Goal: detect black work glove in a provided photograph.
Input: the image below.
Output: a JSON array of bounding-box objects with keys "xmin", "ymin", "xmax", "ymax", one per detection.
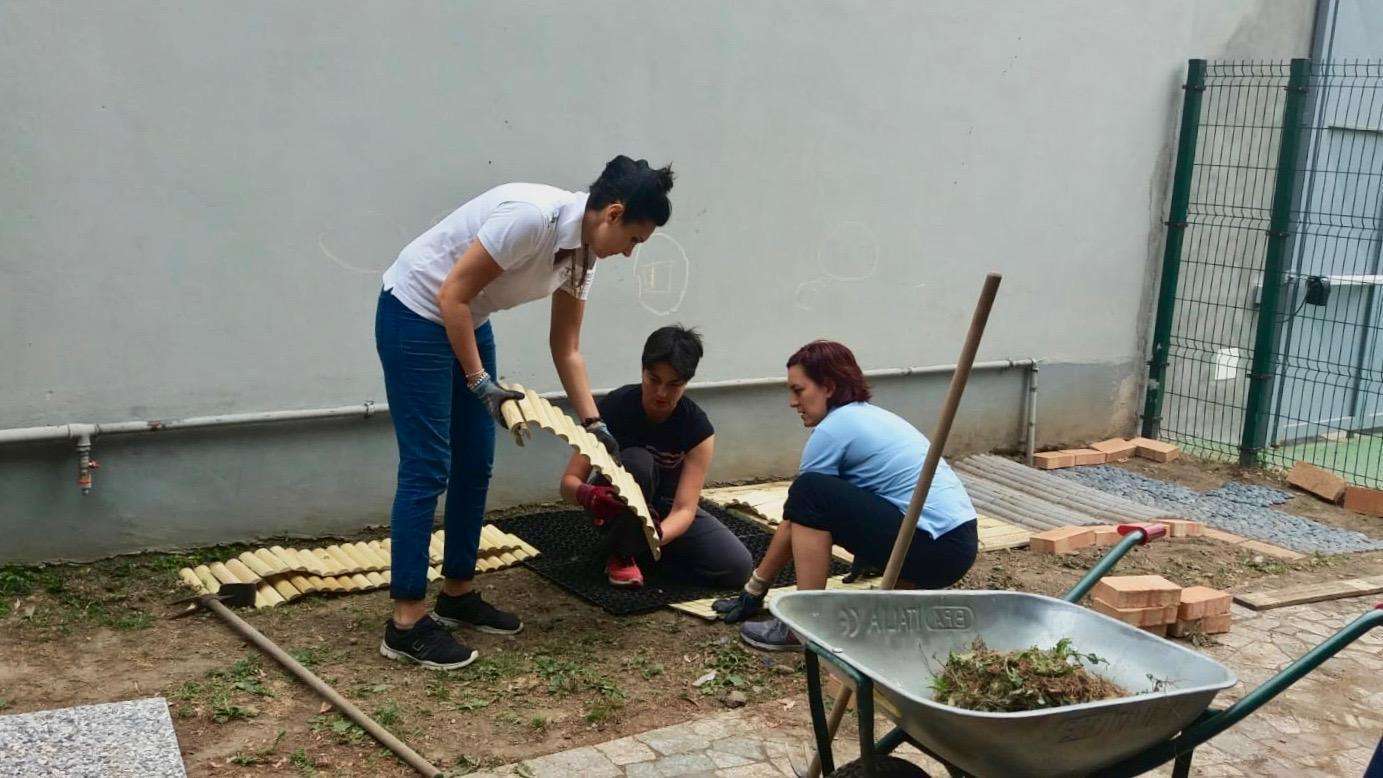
[
  {"xmin": 471, "ymin": 377, "xmax": 523, "ymax": 424},
  {"xmin": 584, "ymin": 419, "xmax": 622, "ymax": 464},
  {"xmin": 712, "ymin": 590, "xmax": 765, "ymax": 623}
]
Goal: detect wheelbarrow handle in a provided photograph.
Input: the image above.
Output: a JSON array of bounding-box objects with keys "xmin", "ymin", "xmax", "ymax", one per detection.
[{"xmin": 1062, "ymin": 523, "xmax": 1166, "ymax": 603}]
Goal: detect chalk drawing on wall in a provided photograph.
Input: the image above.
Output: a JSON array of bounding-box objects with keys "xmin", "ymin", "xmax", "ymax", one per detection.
[
  {"xmin": 317, "ymin": 209, "xmax": 411, "ymax": 276},
  {"xmin": 632, "ymin": 232, "xmax": 690, "ymax": 316},
  {"xmin": 817, "ymin": 220, "xmax": 880, "ymax": 282}
]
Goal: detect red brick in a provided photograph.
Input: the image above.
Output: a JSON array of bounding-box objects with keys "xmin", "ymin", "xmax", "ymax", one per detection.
[
  {"xmin": 1091, "ymin": 575, "xmax": 1181, "ymax": 608},
  {"xmin": 1066, "ymin": 448, "xmax": 1108, "ymax": 466},
  {"xmin": 1129, "ymin": 437, "xmax": 1180, "ymax": 462},
  {"xmin": 1171, "ymin": 613, "xmax": 1232, "ymax": 637},
  {"xmin": 1202, "ymin": 527, "xmax": 1248, "ymax": 545},
  {"xmin": 1089, "ymin": 438, "xmax": 1137, "ymax": 462},
  {"xmin": 1177, "ymin": 586, "xmax": 1231, "ymax": 621},
  {"xmin": 1286, "ymin": 461, "xmax": 1347, "ymax": 504},
  {"xmin": 1030, "ymin": 526, "xmax": 1095, "ymax": 554},
  {"xmin": 1142, "ymin": 623, "xmax": 1169, "ymax": 636},
  {"xmin": 1090, "ymin": 525, "xmax": 1123, "ymax": 547},
  {"xmin": 1033, "ymin": 451, "xmax": 1075, "ymax": 470},
  {"xmin": 1342, "ymin": 485, "xmax": 1383, "ymax": 517},
  {"xmin": 1092, "ymin": 599, "xmax": 1179, "ymax": 626},
  {"xmin": 1161, "ymin": 519, "xmax": 1204, "ymax": 539}
]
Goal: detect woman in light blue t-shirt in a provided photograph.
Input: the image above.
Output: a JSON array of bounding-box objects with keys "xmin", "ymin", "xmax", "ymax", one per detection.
[{"xmin": 716, "ymin": 340, "xmax": 979, "ymax": 651}]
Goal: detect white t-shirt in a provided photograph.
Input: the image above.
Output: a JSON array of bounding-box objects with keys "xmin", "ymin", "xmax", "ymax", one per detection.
[{"xmin": 382, "ymin": 183, "xmax": 596, "ymax": 326}]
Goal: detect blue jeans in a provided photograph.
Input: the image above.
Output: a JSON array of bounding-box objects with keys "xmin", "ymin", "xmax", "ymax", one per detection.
[{"xmin": 375, "ymin": 289, "xmax": 497, "ymax": 600}]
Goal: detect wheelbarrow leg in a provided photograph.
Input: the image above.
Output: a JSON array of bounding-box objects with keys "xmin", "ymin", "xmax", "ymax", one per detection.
[
  {"xmin": 1171, "ymin": 751, "xmax": 1195, "ymax": 778},
  {"xmin": 804, "ymin": 649, "xmax": 837, "ymax": 775},
  {"xmin": 855, "ymin": 674, "xmax": 876, "ymax": 777}
]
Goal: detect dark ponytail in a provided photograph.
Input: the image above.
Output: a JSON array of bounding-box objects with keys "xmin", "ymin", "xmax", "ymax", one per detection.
[{"xmin": 588, "ymin": 155, "xmax": 675, "ymax": 226}]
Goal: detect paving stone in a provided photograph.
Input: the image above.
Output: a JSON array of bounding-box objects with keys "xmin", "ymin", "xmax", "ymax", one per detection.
[
  {"xmin": 708, "ymin": 750, "xmax": 757, "ymax": 769},
  {"xmin": 0, "ymin": 697, "xmax": 185, "ymax": 778},
  {"xmin": 714, "ymin": 764, "xmax": 787, "ymax": 778},
  {"xmin": 518, "ymin": 746, "xmax": 620, "ymax": 778},
  {"xmin": 638, "ymin": 727, "xmax": 713, "ymax": 756},
  {"xmin": 709, "ymin": 737, "xmax": 765, "ymax": 761},
  {"xmin": 650, "ymin": 751, "xmax": 719, "ymax": 775},
  {"xmin": 625, "ymin": 762, "xmax": 664, "ymax": 778},
  {"xmin": 595, "ymin": 735, "xmax": 657, "ymax": 765},
  {"xmin": 688, "ymin": 716, "xmax": 738, "ymax": 741}
]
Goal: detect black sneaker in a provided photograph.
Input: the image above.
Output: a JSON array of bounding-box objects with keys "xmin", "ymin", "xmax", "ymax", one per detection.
[
  {"xmin": 432, "ymin": 590, "xmax": 524, "ymax": 635},
  {"xmin": 380, "ymin": 616, "xmax": 478, "ymax": 670}
]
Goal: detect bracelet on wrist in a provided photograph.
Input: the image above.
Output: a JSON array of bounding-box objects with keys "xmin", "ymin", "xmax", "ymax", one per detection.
[{"xmin": 465, "ymin": 369, "xmax": 490, "ymax": 390}]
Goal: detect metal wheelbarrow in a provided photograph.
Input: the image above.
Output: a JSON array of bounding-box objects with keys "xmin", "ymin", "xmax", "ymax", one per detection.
[{"xmin": 772, "ymin": 523, "xmax": 1383, "ymax": 777}]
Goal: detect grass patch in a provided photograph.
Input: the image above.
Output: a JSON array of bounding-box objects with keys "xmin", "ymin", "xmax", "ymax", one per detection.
[
  {"xmin": 696, "ymin": 638, "xmax": 758, "ymax": 695},
  {"xmin": 168, "ymin": 654, "xmax": 270, "ymax": 723},
  {"xmin": 290, "ymin": 747, "xmax": 317, "ymax": 777},
  {"xmin": 931, "ymin": 638, "xmax": 1126, "ymax": 712},
  {"xmin": 229, "ymin": 731, "xmax": 286, "ymax": 766},
  {"xmin": 311, "ymin": 713, "xmax": 368, "ymax": 745}
]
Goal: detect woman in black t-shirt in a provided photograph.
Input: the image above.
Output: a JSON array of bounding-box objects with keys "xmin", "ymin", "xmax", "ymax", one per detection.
[{"xmin": 559, "ymin": 327, "xmax": 753, "ymax": 589}]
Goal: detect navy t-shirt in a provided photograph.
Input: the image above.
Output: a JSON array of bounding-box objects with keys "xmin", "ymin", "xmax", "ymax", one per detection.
[{"xmin": 599, "ymin": 384, "xmax": 714, "ymax": 502}]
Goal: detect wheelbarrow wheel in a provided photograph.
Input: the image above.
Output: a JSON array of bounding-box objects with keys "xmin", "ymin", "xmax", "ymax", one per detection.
[{"xmin": 828, "ymin": 755, "xmax": 930, "ymax": 777}]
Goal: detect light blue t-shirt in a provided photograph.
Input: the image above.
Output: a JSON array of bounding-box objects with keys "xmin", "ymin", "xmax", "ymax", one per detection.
[{"xmin": 798, "ymin": 402, "xmax": 976, "ymax": 539}]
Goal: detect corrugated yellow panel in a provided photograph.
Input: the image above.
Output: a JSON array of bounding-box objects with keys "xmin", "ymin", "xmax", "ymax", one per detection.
[
  {"xmin": 224, "ymin": 558, "xmax": 261, "ymax": 584},
  {"xmin": 253, "ymin": 548, "xmax": 291, "ymax": 575},
  {"xmin": 179, "ymin": 568, "xmax": 207, "ymax": 594},
  {"xmin": 323, "ymin": 546, "xmax": 359, "ymax": 574},
  {"xmin": 238, "ymin": 552, "xmax": 276, "ymax": 578},
  {"xmin": 255, "ymin": 581, "xmax": 285, "ymax": 607},
  {"xmin": 193, "ymin": 565, "xmax": 221, "ymax": 593},
  {"xmin": 208, "ymin": 562, "xmax": 239, "ymax": 586},
  {"xmin": 270, "ymin": 577, "xmax": 301, "ymax": 601}
]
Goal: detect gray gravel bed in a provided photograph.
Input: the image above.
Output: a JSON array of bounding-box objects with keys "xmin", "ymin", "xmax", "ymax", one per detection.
[{"xmin": 1056, "ymin": 466, "xmax": 1383, "ymax": 555}]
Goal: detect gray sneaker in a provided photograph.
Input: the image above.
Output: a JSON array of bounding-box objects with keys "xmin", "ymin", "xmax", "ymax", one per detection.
[{"xmin": 739, "ymin": 617, "xmax": 802, "ymax": 652}]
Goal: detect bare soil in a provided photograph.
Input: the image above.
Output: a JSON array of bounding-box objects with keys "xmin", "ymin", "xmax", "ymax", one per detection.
[{"xmin": 1, "ymin": 454, "xmax": 1379, "ymax": 776}]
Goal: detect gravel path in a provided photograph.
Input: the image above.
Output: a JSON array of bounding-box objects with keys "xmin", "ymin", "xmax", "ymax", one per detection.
[{"xmin": 1055, "ymin": 466, "xmax": 1383, "ymax": 554}]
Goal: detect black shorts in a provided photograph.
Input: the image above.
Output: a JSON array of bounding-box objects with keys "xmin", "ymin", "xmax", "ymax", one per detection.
[{"xmin": 783, "ymin": 472, "xmax": 977, "ymax": 589}]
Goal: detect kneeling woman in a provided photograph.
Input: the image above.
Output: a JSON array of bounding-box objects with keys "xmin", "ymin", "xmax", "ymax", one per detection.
[{"xmin": 718, "ymin": 340, "xmax": 979, "ymax": 651}]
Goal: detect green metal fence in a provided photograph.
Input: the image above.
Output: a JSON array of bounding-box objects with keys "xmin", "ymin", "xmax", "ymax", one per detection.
[{"xmin": 1144, "ymin": 59, "xmax": 1383, "ymax": 487}]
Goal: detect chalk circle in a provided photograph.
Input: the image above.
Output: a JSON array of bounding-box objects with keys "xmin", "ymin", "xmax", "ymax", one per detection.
[
  {"xmin": 318, "ymin": 210, "xmax": 410, "ymax": 275},
  {"xmin": 632, "ymin": 232, "xmax": 690, "ymax": 316},
  {"xmin": 794, "ymin": 276, "xmax": 833, "ymax": 311},
  {"xmin": 816, "ymin": 220, "xmax": 880, "ymax": 282}
]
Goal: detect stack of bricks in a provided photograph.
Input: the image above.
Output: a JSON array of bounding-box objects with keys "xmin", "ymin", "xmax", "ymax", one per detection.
[
  {"xmin": 1030, "ymin": 520, "xmax": 1204, "ymax": 553},
  {"xmin": 1033, "ymin": 437, "xmax": 1179, "ymax": 470},
  {"xmin": 1169, "ymin": 585, "xmax": 1233, "ymax": 637},
  {"xmin": 1089, "ymin": 575, "xmax": 1183, "ymax": 635}
]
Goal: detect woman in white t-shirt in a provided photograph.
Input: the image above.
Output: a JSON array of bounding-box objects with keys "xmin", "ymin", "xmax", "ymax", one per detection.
[{"xmin": 375, "ymin": 156, "xmax": 674, "ymax": 669}]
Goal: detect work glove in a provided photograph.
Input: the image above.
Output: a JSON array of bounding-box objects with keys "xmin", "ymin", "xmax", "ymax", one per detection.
[
  {"xmin": 712, "ymin": 590, "xmax": 765, "ymax": 624},
  {"xmin": 470, "ymin": 376, "xmax": 523, "ymax": 425},
  {"xmin": 584, "ymin": 419, "xmax": 622, "ymax": 463},
  {"xmin": 576, "ymin": 483, "xmax": 627, "ymax": 524}
]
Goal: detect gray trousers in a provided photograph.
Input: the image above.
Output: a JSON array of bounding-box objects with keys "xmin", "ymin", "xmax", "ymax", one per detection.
[{"xmin": 603, "ymin": 447, "xmax": 754, "ymax": 589}]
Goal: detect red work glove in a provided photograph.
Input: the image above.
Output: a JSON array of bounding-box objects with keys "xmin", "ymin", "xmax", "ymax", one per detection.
[{"xmin": 577, "ymin": 484, "xmax": 626, "ymax": 524}]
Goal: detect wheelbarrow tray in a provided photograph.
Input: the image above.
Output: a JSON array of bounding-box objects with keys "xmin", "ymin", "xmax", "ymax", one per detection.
[{"xmin": 772, "ymin": 590, "xmax": 1237, "ymax": 777}]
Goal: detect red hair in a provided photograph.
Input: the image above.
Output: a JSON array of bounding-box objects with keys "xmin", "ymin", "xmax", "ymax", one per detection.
[{"xmin": 786, "ymin": 340, "xmax": 871, "ymax": 408}]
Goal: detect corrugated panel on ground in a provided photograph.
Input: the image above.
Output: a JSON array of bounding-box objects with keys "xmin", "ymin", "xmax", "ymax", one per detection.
[
  {"xmin": 499, "ymin": 384, "xmax": 661, "ymax": 559},
  {"xmin": 952, "ymin": 455, "xmax": 1178, "ymax": 532},
  {"xmin": 177, "ymin": 526, "xmax": 538, "ymax": 609},
  {"xmin": 701, "ymin": 482, "xmax": 1033, "ymax": 552}
]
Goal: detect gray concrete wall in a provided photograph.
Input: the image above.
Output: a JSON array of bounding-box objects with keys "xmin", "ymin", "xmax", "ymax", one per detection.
[{"xmin": 0, "ymin": 1, "xmax": 1313, "ymax": 563}]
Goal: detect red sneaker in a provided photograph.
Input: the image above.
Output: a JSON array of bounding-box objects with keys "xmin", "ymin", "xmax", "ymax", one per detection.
[{"xmin": 606, "ymin": 555, "xmax": 644, "ymax": 589}]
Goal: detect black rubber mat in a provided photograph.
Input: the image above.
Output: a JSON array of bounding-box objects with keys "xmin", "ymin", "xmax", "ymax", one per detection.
[{"xmin": 492, "ymin": 504, "xmax": 850, "ymax": 616}]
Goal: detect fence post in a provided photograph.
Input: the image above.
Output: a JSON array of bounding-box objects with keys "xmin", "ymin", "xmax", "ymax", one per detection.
[
  {"xmin": 1142, "ymin": 60, "xmax": 1207, "ymax": 439},
  {"xmin": 1240, "ymin": 58, "xmax": 1312, "ymax": 467}
]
